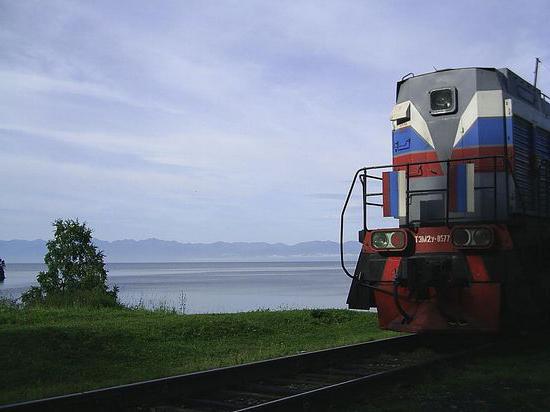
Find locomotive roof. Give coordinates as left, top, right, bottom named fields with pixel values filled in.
left=397, top=67, right=549, bottom=115
left=400, top=67, right=546, bottom=93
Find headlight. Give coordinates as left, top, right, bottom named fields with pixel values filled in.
left=451, top=228, right=470, bottom=247
left=371, top=232, right=389, bottom=249
left=370, top=230, right=408, bottom=251
left=451, top=226, right=494, bottom=249
left=473, top=228, right=492, bottom=247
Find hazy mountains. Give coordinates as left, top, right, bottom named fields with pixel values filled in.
left=0, top=239, right=361, bottom=263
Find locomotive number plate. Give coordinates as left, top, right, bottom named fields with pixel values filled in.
left=414, top=234, right=450, bottom=243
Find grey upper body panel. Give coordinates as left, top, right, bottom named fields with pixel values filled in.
left=393, top=68, right=550, bottom=225
left=395, top=68, right=550, bottom=162
left=396, top=68, right=501, bottom=162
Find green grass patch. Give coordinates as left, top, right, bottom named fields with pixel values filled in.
left=0, top=304, right=397, bottom=405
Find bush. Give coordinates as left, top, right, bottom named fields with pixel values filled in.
left=21, top=219, right=119, bottom=308
left=22, top=287, right=119, bottom=308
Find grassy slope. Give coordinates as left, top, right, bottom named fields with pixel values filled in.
left=0, top=306, right=397, bottom=405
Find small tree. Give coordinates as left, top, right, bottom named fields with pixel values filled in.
left=22, top=219, right=118, bottom=307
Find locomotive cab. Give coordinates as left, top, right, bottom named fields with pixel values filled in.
left=342, top=67, right=550, bottom=333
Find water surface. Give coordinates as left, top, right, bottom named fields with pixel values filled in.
left=0, top=262, right=354, bottom=313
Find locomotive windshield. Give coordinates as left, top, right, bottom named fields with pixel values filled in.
left=430, top=88, right=456, bottom=114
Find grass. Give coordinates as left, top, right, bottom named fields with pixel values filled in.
left=0, top=303, right=397, bottom=405
left=344, top=332, right=550, bottom=412
left=4, top=299, right=550, bottom=411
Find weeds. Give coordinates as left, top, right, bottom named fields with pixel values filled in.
left=309, top=308, right=355, bottom=324
left=0, top=296, right=20, bottom=311
left=125, top=291, right=187, bottom=314
left=179, top=290, right=187, bottom=314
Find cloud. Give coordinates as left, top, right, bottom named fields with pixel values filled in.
left=0, top=70, right=188, bottom=115
left=0, top=1, right=549, bottom=242
left=307, top=193, right=344, bottom=200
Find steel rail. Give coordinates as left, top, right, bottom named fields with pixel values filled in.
left=0, top=335, right=420, bottom=412
left=0, top=334, right=494, bottom=412
left=234, top=338, right=495, bottom=412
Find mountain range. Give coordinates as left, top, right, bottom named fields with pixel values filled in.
left=0, top=239, right=362, bottom=263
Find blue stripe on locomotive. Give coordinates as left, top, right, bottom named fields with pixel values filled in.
left=390, top=172, right=399, bottom=218
left=455, top=117, right=505, bottom=148
left=392, top=127, right=432, bottom=154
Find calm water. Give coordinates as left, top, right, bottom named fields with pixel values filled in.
left=0, top=262, right=354, bottom=313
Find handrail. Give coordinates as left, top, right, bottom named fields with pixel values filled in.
left=359, top=154, right=508, bottom=171
left=340, top=168, right=364, bottom=279
left=339, top=155, right=518, bottom=280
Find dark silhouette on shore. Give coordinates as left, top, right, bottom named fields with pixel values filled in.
left=0, top=258, right=5, bottom=281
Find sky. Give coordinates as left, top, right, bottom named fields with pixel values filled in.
left=1, top=0, right=549, bottom=243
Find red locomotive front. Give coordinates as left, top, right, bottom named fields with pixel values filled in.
left=343, top=68, right=550, bottom=333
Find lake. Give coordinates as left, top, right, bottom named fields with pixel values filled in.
left=0, top=261, right=355, bottom=313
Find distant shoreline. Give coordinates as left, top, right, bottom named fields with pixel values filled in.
left=3, top=257, right=359, bottom=265
left=0, top=239, right=361, bottom=263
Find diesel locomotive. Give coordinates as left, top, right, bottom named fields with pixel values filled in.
left=341, top=67, right=550, bottom=332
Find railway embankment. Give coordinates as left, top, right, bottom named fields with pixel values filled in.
left=3, top=298, right=547, bottom=410
left=344, top=332, right=550, bottom=412
left=0, top=301, right=396, bottom=405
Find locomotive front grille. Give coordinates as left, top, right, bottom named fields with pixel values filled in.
left=399, top=254, right=470, bottom=289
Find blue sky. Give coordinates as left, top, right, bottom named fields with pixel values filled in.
left=1, top=0, right=549, bottom=242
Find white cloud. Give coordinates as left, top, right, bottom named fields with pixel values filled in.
left=0, top=0, right=549, bottom=242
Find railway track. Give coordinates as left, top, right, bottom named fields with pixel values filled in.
left=1, top=334, right=494, bottom=412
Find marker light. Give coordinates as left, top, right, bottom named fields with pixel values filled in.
left=390, top=231, right=406, bottom=249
